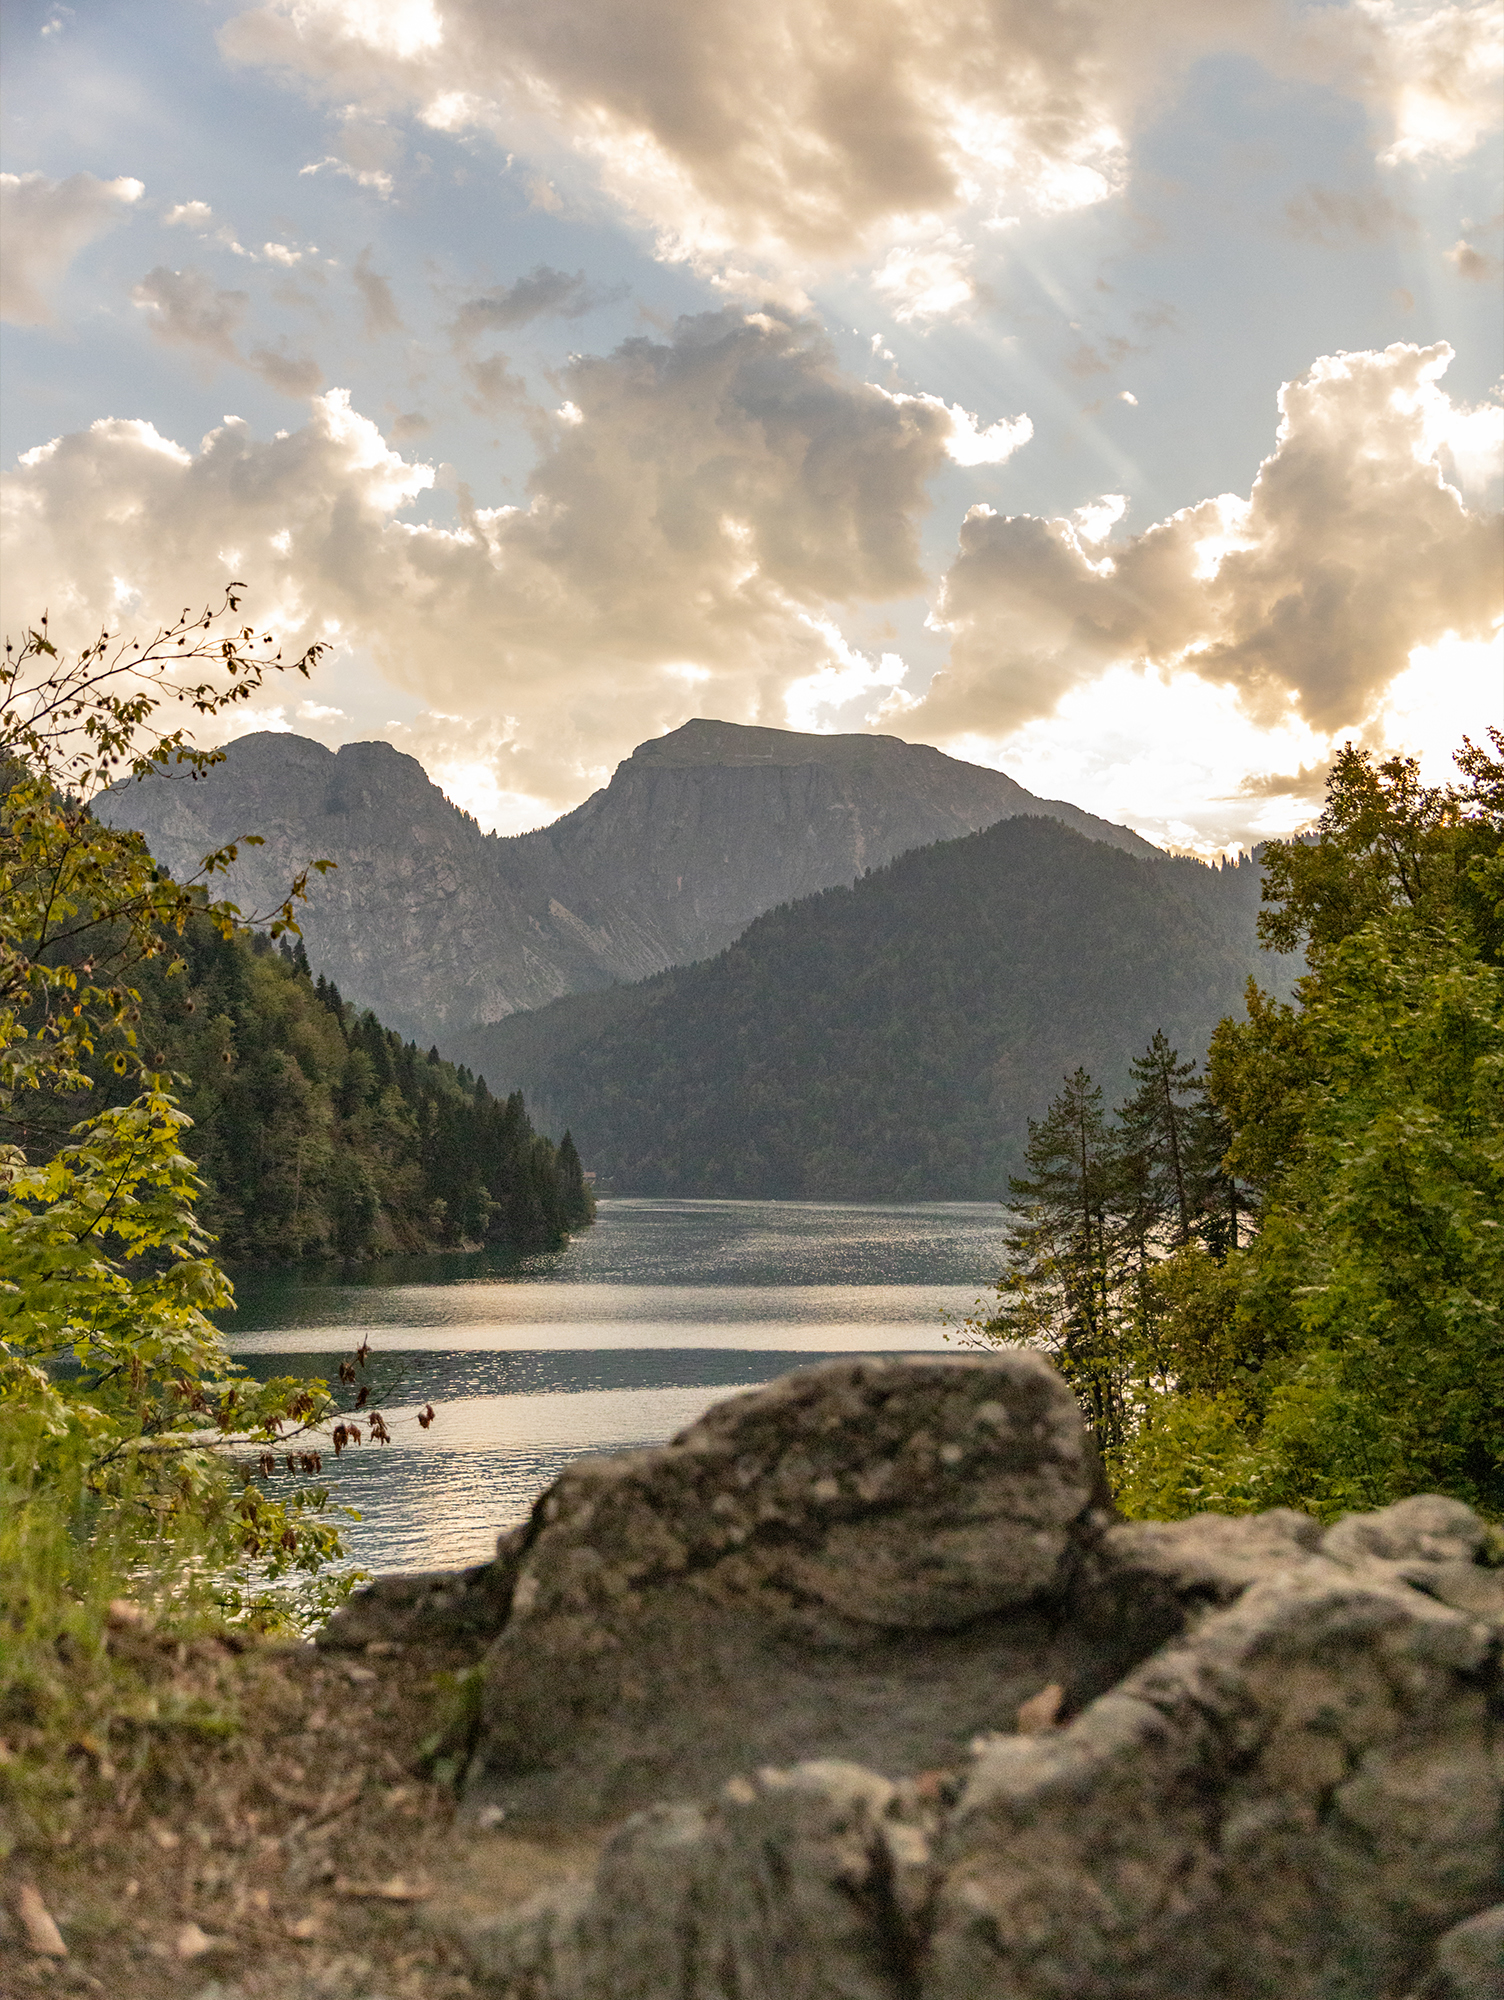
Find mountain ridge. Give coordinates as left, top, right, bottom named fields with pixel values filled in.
left=451, top=814, right=1292, bottom=1200
left=100, top=719, right=1161, bottom=1042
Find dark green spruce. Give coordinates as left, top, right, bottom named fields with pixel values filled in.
left=69, top=915, right=594, bottom=1263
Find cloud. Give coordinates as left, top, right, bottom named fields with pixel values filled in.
left=451, top=265, right=624, bottom=338
left=132, top=264, right=322, bottom=394
left=133, top=265, right=249, bottom=362
left=164, top=199, right=215, bottom=229
left=1065, top=335, right=1134, bottom=379
left=299, top=156, right=395, bottom=195
left=930, top=402, right=1033, bottom=468
left=1233, top=759, right=1332, bottom=801
left=462, top=351, right=529, bottom=415
left=1282, top=183, right=1411, bottom=244
left=217, top=0, right=1264, bottom=272
left=353, top=246, right=404, bottom=334
left=220, top=1, right=1503, bottom=280
left=1445, top=235, right=1503, bottom=279
left=1348, top=0, right=1502, bottom=165
left=248, top=344, right=325, bottom=394
left=0, top=170, right=143, bottom=323
left=914, top=342, right=1502, bottom=744
left=1, top=309, right=1015, bottom=811
left=871, top=237, right=977, bottom=322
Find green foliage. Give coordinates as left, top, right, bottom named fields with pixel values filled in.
left=2, top=592, right=328, bottom=1121
left=2, top=589, right=595, bottom=1829
left=0, top=1081, right=346, bottom=1574
left=78, top=922, right=594, bottom=1261
left=459, top=816, right=1291, bottom=1198
left=970, top=734, right=1504, bottom=1523
left=962, top=1039, right=1238, bottom=1456
left=1, top=593, right=353, bottom=1833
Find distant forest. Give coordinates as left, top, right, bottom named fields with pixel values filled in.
left=49, top=916, right=594, bottom=1263
left=454, top=816, right=1298, bottom=1200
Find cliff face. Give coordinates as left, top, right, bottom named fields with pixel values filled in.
left=524, top=720, right=1157, bottom=960
left=99, top=718, right=1158, bottom=1041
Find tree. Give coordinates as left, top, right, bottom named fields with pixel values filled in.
left=1122, top=734, right=1504, bottom=1519
left=1, top=590, right=369, bottom=1628
left=1117, top=1031, right=1200, bottom=1245
left=965, top=736, right=1503, bottom=1523
left=978, top=1068, right=1131, bottom=1447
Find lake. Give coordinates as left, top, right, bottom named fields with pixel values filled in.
left=224, top=1197, right=1005, bottom=1575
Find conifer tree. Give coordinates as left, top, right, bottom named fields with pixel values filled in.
left=985, top=1068, right=1129, bottom=1447
left=1117, top=1031, right=1199, bottom=1245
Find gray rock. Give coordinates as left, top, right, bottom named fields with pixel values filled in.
left=1408, top=1906, right=1504, bottom=1999
left=332, top=1360, right=1501, bottom=2000
left=315, top=1533, right=526, bottom=1650
left=928, top=1547, right=1502, bottom=1999
left=455, top=1514, right=1500, bottom=1999
left=447, top=1762, right=937, bottom=2000
left=466, top=1353, right=1118, bottom=1828
left=1097, top=1506, right=1324, bottom=1602
left=1323, top=1493, right=1488, bottom=1570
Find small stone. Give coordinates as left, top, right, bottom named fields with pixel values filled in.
left=175, top=1922, right=216, bottom=1960
left=1016, top=1682, right=1064, bottom=1734
left=16, top=1883, right=67, bottom=1957
left=333, top=1876, right=432, bottom=1901
left=1421, top=1904, right=1504, bottom=2000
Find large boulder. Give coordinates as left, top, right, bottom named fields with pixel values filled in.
left=369, top=1358, right=1502, bottom=1997
left=929, top=1502, right=1503, bottom=1998
left=465, top=1353, right=1122, bottom=1828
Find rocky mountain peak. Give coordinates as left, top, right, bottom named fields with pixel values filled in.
left=101, top=719, right=1159, bottom=1042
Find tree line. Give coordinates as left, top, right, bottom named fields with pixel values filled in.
left=61, top=918, right=594, bottom=1265
left=969, top=736, right=1503, bottom=1522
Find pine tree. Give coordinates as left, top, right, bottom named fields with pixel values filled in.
left=1117, top=1031, right=1200, bottom=1245
left=984, top=1068, right=1130, bottom=1448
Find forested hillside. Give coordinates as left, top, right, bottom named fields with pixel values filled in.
left=454, top=817, right=1294, bottom=1199
left=98, top=720, right=1159, bottom=1041
left=48, top=918, right=594, bottom=1264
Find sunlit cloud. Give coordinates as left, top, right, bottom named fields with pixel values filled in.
left=914, top=343, right=1502, bottom=749
left=0, top=170, right=144, bottom=324
left=220, top=0, right=1503, bottom=296
left=1, top=312, right=984, bottom=813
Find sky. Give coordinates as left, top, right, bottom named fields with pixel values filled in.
left=1, top=0, right=1500, bottom=853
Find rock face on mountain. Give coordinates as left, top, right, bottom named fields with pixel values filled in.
left=317, top=1357, right=1504, bottom=2000
left=97, top=720, right=1158, bottom=1042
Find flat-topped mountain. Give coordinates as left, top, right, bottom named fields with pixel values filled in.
left=99, top=719, right=1158, bottom=1042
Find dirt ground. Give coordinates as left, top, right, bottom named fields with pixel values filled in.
left=1, top=1624, right=601, bottom=2000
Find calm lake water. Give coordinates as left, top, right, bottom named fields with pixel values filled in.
left=224, top=1198, right=1005, bottom=1575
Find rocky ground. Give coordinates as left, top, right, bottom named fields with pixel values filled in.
left=6, top=1352, right=1502, bottom=1999
left=0, top=1622, right=598, bottom=2000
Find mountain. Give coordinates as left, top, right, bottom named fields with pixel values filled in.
left=98, top=720, right=1159, bottom=1043
left=449, top=817, right=1292, bottom=1201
